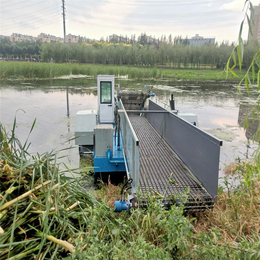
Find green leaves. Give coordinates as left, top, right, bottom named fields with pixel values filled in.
left=247, top=14, right=253, bottom=37
left=226, top=49, right=239, bottom=78
left=226, top=1, right=260, bottom=93
left=0, top=123, right=100, bottom=259
left=257, top=69, right=260, bottom=90
left=238, top=21, right=244, bottom=71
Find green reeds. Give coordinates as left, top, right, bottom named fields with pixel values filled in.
left=0, top=61, right=160, bottom=80
left=1, top=60, right=248, bottom=81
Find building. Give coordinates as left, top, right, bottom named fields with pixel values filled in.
left=10, top=33, right=36, bottom=42
left=138, top=33, right=157, bottom=45
left=109, top=34, right=119, bottom=42
left=37, top=33, right=63, bottom=43
left=248, top=4, right=260, bottom=41
left=66, top=34, right=80, bottom=44
left=189, top=34, right=215, bottom=45
left=109, top=34, right=127, bottom=43
left=7, top=32, right=95, bottom=44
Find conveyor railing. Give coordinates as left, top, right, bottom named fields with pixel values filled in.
left=146, top=100, right=222, bottom=201
left=118, top=99, right=140, bottom=193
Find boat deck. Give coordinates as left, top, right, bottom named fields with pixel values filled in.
left=128, top=114, right=214, bottom=211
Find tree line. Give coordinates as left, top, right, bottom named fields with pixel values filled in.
left=0, top=37, right=41, bottom=59
left=40, top=40, right=259, bottom=69
left=0, top=36, right=259, bottom=69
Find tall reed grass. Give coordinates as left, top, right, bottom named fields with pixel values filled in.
left=0, top=61, right=161, bottom=80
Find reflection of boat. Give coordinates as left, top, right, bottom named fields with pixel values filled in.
left=238, top=102, right=260, bottom=140
left=75, top=75, right=222, bottom=212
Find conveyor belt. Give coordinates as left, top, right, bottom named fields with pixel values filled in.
left=128, top=114, right=214, bottom=211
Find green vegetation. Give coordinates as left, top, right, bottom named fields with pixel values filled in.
left=225, top=1, right=260, bottom=90
left=0, top=61, right=71, bottom=79
left=0, top=61, right=248, bottom=81
left=0, top=62, right=161, bottom=80
left=1, top=121, right=260, bottom=259
left=161, top=68, right=247, bottom=81
left=0, top=37, right=41, bottom=60
left=1, top=31, right=258, bottom=81
left=39, top=39, right=259, bottom=69
left=1, top=33, right=259, bottom=70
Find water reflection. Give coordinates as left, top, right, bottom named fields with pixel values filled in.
left=238, top=102, right=260, bottom=141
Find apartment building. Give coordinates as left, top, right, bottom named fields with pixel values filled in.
left=189, top=34, right=215, bottom=45
left=248, top=4, right=260, bottom=41
left=11, top=33, right=36, bottom=42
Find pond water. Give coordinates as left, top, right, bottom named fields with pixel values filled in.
left=0, top=78, right=259, bottom=178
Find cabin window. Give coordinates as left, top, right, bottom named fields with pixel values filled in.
left=100, top=81, right=112, bottom=104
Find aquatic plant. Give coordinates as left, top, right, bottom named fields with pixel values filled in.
left=0, top=62, right=161, bottom=80
left=0, top=61, right=248, bottom=81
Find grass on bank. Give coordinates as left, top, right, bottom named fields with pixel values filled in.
left=0, top=61, right=248, bottom=81
left=0, top=122, right=260, bottom=259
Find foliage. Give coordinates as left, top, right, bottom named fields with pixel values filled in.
left=39, top=40, right=260, bottom=69
left=226, top=0, right=260, bottom=90
left=0, top=122, right=192, bottom=259
left=1, top=35, right=259, bottom=69
left=0, top=37, right=41, bottom=59
left=0, top=123, right=99, bottom=259
left=189, top=159, right=260, bottom=259
left=161, top=68, right=246, bottom=81
left=0, top=61, right=161, bottom=80
left=0, top=61, right=248, bottom=81
left=0, top=61, right=71, bottom=79
left=1, top=121, right=260, bottom=259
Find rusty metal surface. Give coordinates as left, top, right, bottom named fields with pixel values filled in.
left=128, top=114, right=214, bottom=211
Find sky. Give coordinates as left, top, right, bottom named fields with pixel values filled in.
left=0, top=0, right=260, bottom=43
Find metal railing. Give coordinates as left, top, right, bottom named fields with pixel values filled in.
left=118, top=100, right=140, bottom=193
left=146, top=100, right=222, bottom=201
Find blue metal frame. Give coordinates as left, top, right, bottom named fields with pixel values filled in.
left=94, top=156, right=126, bottom=173
left=94, top=131, right=126, bottom=174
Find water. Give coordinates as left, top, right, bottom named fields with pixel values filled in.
left=0, top=78, right=259, bottom=176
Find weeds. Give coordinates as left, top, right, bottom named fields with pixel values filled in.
left=1, top=121, right=260, bottom=259
left=189, top=159, right=260, bottom=259
left=0, top=123, right=99, bottom=259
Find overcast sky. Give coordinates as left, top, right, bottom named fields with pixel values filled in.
left=0, top=0, right=260, bottom=43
